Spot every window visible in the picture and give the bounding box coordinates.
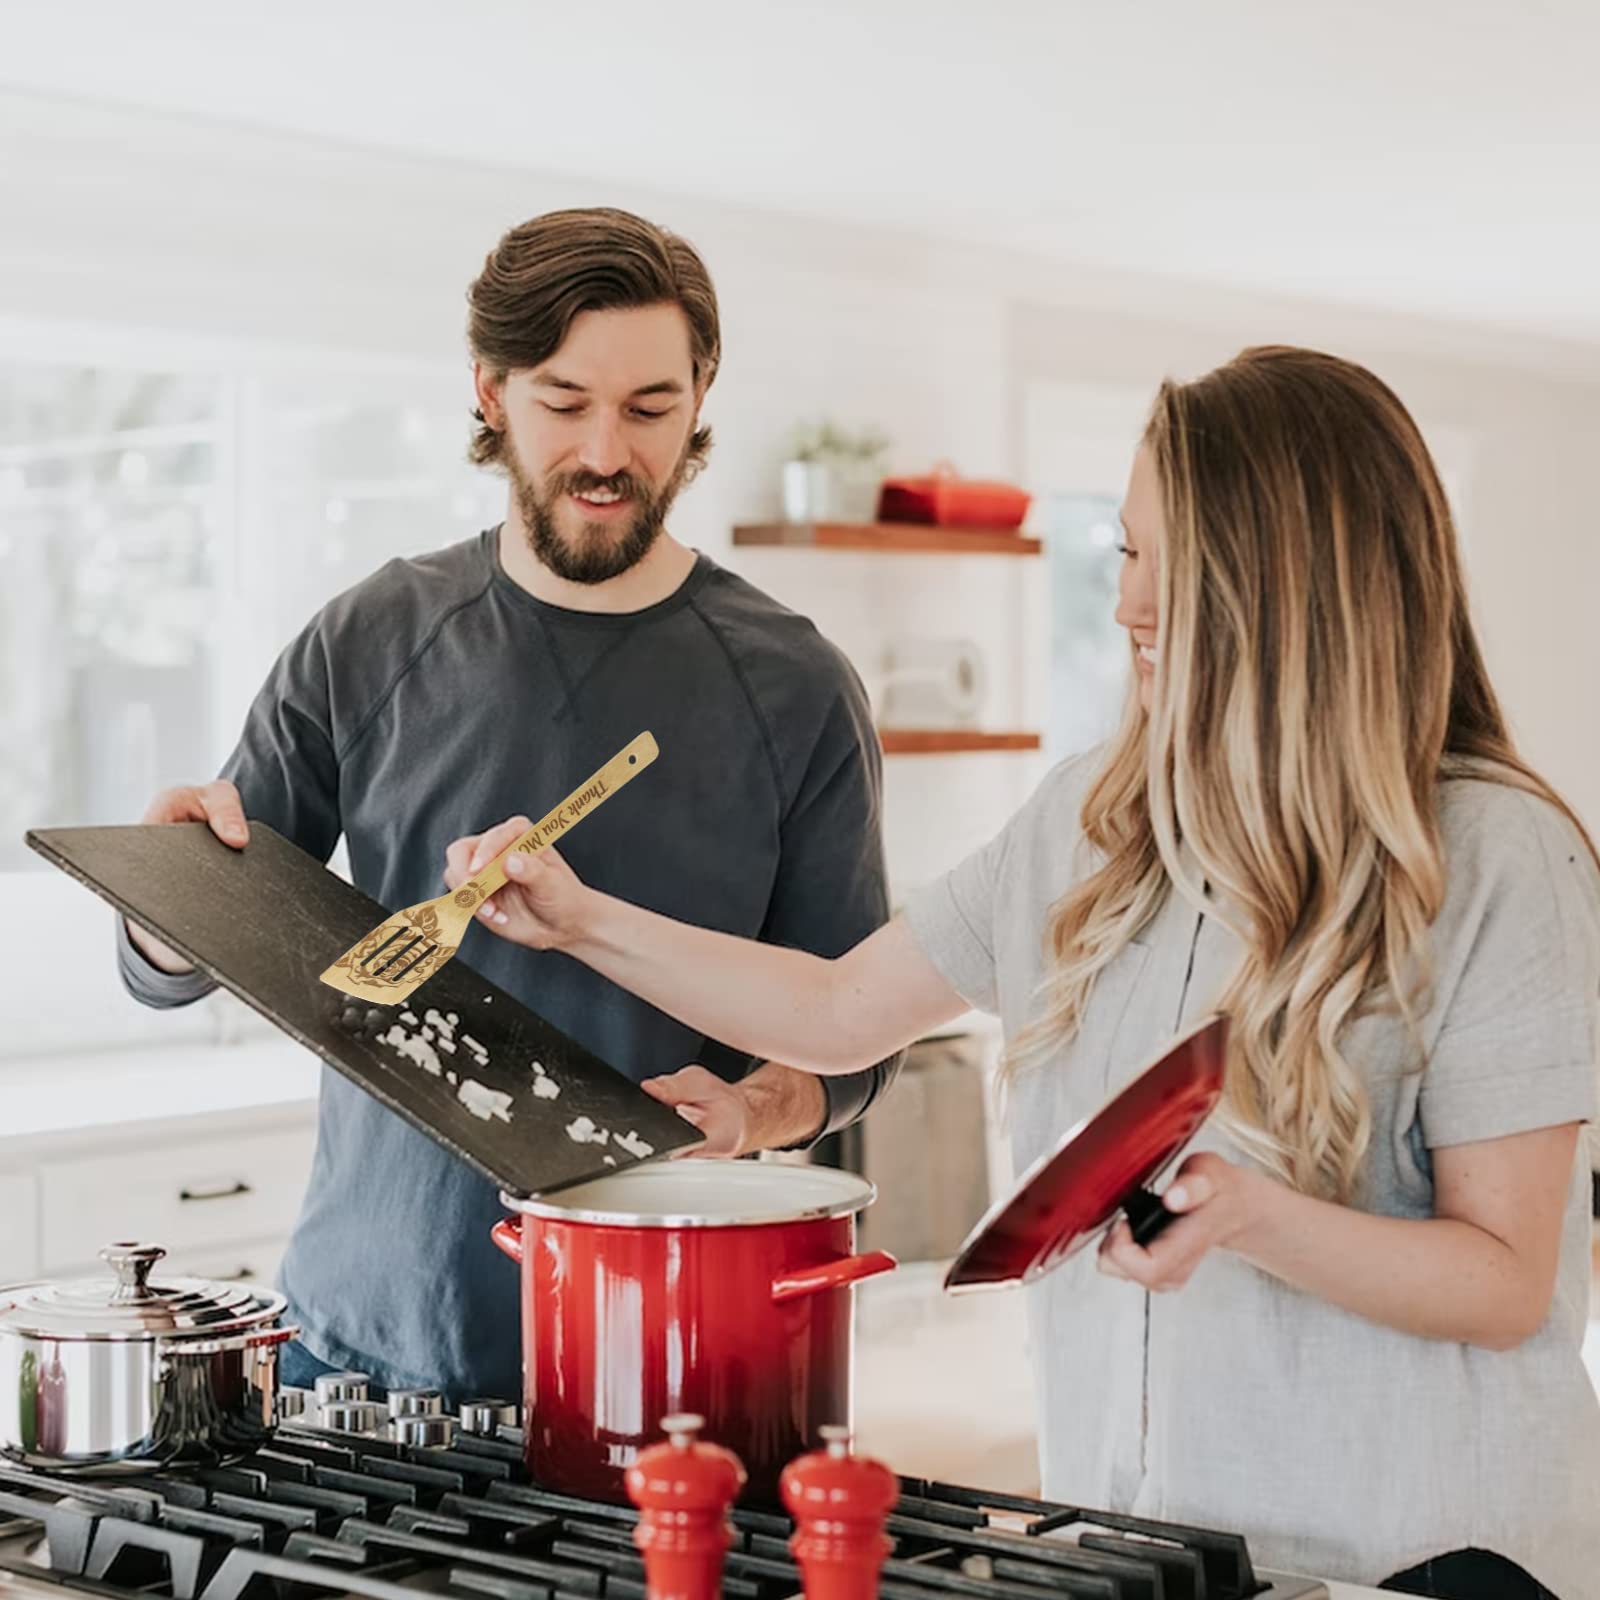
[1022,380,1151,764]
[1040,492,1127,762]
[0,341,503,1062]
[0,364,226,869]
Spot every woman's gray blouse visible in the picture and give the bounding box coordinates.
[905,752,1600,1595]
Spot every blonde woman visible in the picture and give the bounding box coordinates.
[450,347,1600,1599]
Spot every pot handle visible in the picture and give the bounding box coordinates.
[772,1250,897,1304]
[167,1322,300,1358]
[491,1217,523,1264]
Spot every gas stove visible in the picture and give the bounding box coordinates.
[0,1400,1331,1600]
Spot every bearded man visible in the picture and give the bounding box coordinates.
[118,208,899,1400]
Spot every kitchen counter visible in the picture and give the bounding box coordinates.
[0,1036,320,1149]
[0,1038,320,1284]
[0,1015,992,1149]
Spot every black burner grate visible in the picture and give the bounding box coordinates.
[0,1429,1286,1600]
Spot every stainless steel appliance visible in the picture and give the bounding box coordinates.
[0,1400,1334,1599]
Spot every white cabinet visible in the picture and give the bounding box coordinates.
[0,1056,318,1292]
[168,1237,290,1289]
[37,1123,315,1274]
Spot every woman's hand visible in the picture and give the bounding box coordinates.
[446,835,964,1081]
[1098,1127,1580,1347]
[443,816,595,951]
[1097,1152,1268,1291]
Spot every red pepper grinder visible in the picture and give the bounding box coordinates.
[625,1413,746,1600]
[781,1424,899,1600]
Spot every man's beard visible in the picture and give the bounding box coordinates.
[510,450,691,585]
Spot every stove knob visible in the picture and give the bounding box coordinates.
[459,1398,520,1436]
[393,1412,458,1449]
[275,1386,311,1422]
[319,1399,382,1434]
[313,1370,371,1405]
[387,1387,444,1420]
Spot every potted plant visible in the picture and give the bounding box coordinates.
[782,420,890,524]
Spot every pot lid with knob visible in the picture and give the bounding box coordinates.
[0,1242,288,1342]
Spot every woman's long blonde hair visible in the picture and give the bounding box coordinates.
[1012,345,1594,1202]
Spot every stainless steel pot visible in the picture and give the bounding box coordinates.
[0,1241,296,1474]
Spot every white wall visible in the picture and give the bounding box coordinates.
[4,87,1597,894]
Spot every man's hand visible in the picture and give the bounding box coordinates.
[126,781,250,975]
[643,1061,829,1159]
[641,1067,752,1157]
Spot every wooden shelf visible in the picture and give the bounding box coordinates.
[734,522,1042,556]
[878,730,1042,755]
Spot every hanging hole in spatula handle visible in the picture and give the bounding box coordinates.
[465,731,660,904]
[1121,1186,1179,1248]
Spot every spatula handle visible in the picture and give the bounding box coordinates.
[460,732,659,908]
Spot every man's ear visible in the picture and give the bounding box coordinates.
[473,363,505,429]
[690,378,712,435]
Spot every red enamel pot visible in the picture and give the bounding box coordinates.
[491,1159,896,1504]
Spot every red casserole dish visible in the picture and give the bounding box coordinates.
[877,465,1031,531]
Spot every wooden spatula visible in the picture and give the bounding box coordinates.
[321,731,659,1006]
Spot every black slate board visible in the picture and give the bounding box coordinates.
[26,822,701,1195]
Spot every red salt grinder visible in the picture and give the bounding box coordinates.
[625,1412,747,1600]
[781,1425,899,1600]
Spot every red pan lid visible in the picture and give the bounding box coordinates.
[944,1013,1229,1292]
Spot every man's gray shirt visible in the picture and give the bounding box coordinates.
[119,530,900,1399]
